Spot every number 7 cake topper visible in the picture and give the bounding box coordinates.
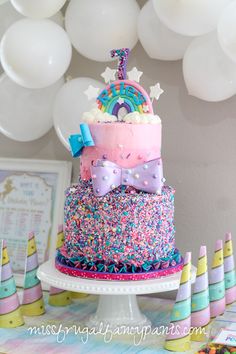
[110,48,130,80]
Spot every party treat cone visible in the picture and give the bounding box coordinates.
[49,225,72,306]
[0,240,24,328]
[209,240,225,318]
[71,292,88,299]
[21,232,45,316]
[164,252,192,352]
[191,246,210,341]
[224,232,236,305]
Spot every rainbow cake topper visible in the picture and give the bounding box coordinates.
[83,48,163,122]
[97,80,153,116]
[97,48,154,117]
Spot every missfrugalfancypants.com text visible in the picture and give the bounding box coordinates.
[27,323,206,346]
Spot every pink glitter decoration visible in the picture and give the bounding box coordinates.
[55,259,184,281]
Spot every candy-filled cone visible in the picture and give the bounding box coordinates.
[209,240,225,318]
[0,240,24,327]
[191,246,210,341]
[21,232,45,316]
[164,252,192,352]
[49,225,72,306]
[224,232,236,305]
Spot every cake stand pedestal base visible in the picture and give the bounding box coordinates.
[38,260,196,330]
[87,294,150,329]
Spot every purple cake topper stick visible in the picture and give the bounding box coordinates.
[110,48,130,80]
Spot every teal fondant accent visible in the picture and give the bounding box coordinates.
[170,297,191,322]
[106,95,138,114]
[191,289,209,312]
[209,280,225,301]
[97,89,109,106]
[24,268,40,289]
[225,270,236,289]
[0,276,16,298]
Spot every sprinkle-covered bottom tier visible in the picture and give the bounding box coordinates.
[57,180,182,279]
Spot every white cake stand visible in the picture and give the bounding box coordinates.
[38,260,196,329]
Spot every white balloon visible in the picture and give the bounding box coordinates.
[138,1,192,61]
[65,0,139,62]
[53,78,105,149]
[0,3,64,42]
[0,19,72,89]
[0,74,64,141]
[0,2,22,40]
[10,0,66,19]
[183,33,236,102]
[152,0,232,37]
[218,1,236,63]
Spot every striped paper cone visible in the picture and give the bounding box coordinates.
[191,246,210,341]
[21,232,45,316]
[209,240,226,318]
[49,225,72,306]
[164,252,192,352]
[0,240,24,328]
[224,232,236,305]
[71,292,88,299]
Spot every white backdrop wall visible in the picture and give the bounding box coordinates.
[0,0,236,268]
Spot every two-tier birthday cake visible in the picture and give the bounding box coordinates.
[56,48,183,281]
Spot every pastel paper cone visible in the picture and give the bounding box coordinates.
[224,232,236,305]
[164,252,192,352]
[49,225,72,306]
[209,240,225,318]
[0,240,24,328]
[71,292,88,299]
[191,246,210,341]
[21,232,45,316]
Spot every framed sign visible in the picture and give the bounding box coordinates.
[0,158,72,288]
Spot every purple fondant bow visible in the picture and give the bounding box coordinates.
[90,158,164,197]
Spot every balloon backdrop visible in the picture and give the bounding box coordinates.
[0,19,72,89]
[183,33,236,102]
[138,1,192,61]
[0,74,64,142]
[0,0,9,4]
[152,0,232,37]
[218,1,236,63]
[50,11,64,27]
[53,78,105,149]
[0,1,22,40]
[65,0,140,62]
[0,2,64,41]
[10,0,66,19]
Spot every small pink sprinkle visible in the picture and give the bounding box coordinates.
[138,154,143,160]
[92,174,96,179]
[143,180,148,186]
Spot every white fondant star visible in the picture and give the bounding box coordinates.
[117,97,125,105]
[150,83,164,101]
[84,85,100,101]
[127,67,143,82]
[143,104,149,113]
[101,67,116,83]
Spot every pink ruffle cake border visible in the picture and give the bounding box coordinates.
[55,258,184,281]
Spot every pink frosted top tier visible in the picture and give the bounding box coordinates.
[80,122,162,180]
